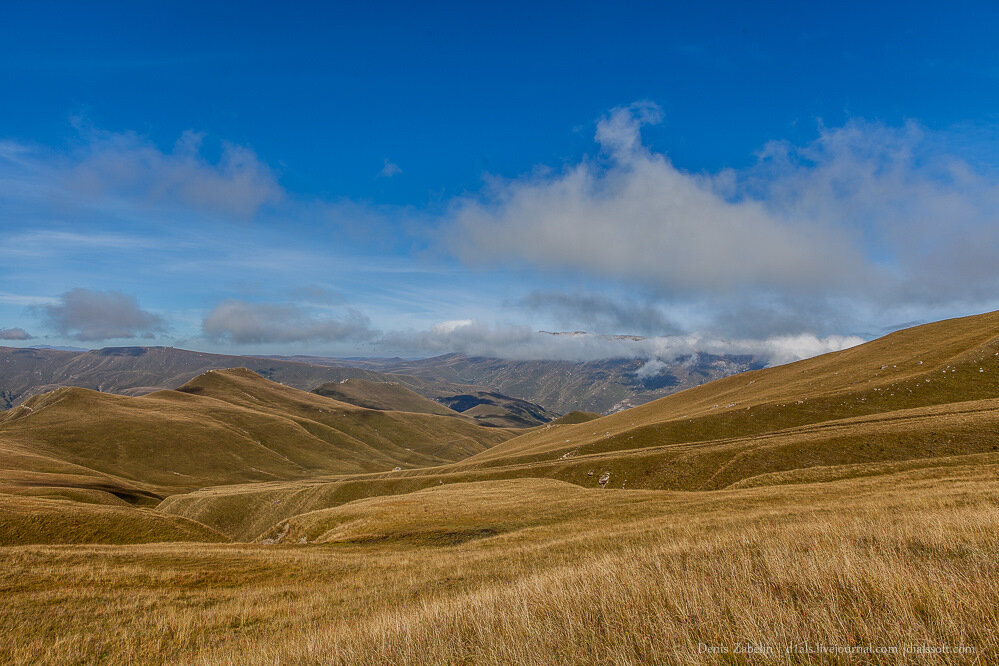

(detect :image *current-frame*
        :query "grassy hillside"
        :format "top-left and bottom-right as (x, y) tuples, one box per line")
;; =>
(470, 310), (999, 465)
(5, 463), (999, 663)
(6, 313), (999, 663)
(0, 493), (227, 545)
(161, 415), (999, 541)
(0, 369), (513, 497)
(312, 379), (463, 416)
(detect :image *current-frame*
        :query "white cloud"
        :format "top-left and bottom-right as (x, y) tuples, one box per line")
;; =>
(449, 102), (866, 295)
(40, 289), (165, 341)
(635, 358), (668, 379)
(447, 103), (999, 316)
(202, 300), (378, 344)
(432, 319), (473, 334)
(0, 327), (33, 341)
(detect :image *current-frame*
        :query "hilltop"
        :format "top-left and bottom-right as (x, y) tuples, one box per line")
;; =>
(435, 391), (559, 427)
(311, 378), (559, 428)
(312, 379), (463, 416)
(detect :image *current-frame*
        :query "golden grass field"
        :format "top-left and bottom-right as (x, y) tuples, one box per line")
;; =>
(3, 467), (998, 664)
(3, 312), (999, 663)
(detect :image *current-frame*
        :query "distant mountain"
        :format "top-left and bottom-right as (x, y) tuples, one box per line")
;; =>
(276, 352), (765, 414)
(0, 346), (479, 410)
(1, 345), (763, 415)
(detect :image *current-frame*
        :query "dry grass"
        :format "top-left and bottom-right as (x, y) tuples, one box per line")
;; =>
(548, 410), (602, 425)
(0, 493), (228, 545)
(2, 464), (998, 664)
(159, 399), (999, 541)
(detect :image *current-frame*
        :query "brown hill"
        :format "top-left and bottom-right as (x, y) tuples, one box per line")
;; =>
(0, 369), (513, 501)
(0, 493), (228, 545)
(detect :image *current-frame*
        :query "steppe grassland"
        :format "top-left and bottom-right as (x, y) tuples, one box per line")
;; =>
(2, 464), (998, 665)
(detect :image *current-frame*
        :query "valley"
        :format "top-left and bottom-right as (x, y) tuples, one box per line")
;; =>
(2, 312), (999, 663)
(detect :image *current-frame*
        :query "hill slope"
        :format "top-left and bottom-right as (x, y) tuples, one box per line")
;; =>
(470, 310), (999, 465)
(0, 369), (513, 499)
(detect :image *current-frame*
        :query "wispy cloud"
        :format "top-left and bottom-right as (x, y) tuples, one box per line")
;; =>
(520, 290), (681, 336)
(379, 159), (402, 178)
(378, 319), (863, 365)
(0, 128), (284, 223)
(0, 231), (165, 258)
(0, 291), (60, 307)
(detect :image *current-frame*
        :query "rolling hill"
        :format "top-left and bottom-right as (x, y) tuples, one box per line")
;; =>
(0, 493), (228, 545)
(10, 461), (999, 663)
(160, 311), (999, 540)
(313, 379), (557, 427)
(0, 368), (514, 501)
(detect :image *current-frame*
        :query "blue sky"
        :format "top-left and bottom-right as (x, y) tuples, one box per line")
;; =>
(3, 1), (999, 363)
